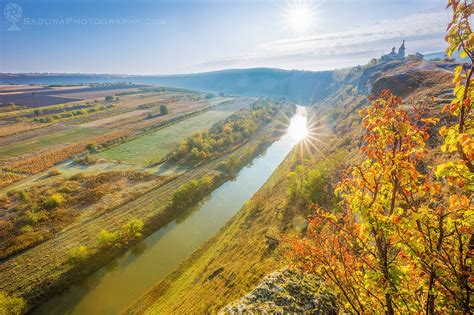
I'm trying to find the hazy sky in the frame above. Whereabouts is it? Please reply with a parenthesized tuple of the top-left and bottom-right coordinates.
(0, 0, 449, 74)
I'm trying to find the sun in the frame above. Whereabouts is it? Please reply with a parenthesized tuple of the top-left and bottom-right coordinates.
(284, 0, 316, 34)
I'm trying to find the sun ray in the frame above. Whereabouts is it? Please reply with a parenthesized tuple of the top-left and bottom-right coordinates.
(283, 0, 317, 34)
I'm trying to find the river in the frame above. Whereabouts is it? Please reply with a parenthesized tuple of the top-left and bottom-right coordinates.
(32, 106, 307, 315)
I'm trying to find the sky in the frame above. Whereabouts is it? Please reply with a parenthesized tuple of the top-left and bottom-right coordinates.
(0, 0, 450, 75)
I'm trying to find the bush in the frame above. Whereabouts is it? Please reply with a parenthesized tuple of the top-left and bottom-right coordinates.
(123, 219, 144, 239)
(20, 225, 33, 233)
(16, 191, 30, 203)
(171, 175, 214, 209)
(86, 143, 97, 152)
(96, 229, 119, 247)
(159, 105, 168, 115)
(0, 291, 26, 315)
(42, 193, 64, 209)
(286, 151, 345, 208)
(74, 154, 97, 166)
(105, 96, 114, 101)
(23, 210, 48, 225)
(69, 245, 89, 263)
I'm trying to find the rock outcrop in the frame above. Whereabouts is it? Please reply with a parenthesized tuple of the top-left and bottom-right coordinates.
(220, 268, 337, 314)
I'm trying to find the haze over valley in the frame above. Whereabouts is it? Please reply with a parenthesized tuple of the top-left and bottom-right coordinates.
(0, 0, 473, 314)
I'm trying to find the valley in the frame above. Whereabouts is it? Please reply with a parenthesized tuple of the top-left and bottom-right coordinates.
(123, 58, 461, 314)
(0, 52, 472, 315)
(0, 82, 296, 312)
(2, 0, 473, 313)
(31, 107, 306, 315)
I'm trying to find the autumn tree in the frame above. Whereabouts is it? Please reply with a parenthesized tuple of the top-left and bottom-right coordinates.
(432, 0, 474, 311)
(289, 91, 438, 313)
(288, 1, 474, 312)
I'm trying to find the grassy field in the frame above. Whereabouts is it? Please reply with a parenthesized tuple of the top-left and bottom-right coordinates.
(0, 127, 107, 159)
(97, 102, 249, 165)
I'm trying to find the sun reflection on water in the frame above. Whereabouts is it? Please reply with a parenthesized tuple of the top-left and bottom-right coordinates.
(279, 105, 330, 158)
(288, 114, 308, 141)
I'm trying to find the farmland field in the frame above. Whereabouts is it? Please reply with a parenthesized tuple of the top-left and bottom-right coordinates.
(0, 127, 107, 159)
(97, 100, 251, 165)
(0, 82, 291, 314)
(0, 84, 148, 107)
(0, 86, 238, 188)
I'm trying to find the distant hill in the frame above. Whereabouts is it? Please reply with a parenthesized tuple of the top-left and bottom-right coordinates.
(0, 68, 337, 104)
(140, 68, 336, 104)
(2, 58, 463, 105)
(424, 50, 469, 62)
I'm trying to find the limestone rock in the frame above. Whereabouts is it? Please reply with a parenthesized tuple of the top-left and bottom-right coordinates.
(220, 268, 337, 314)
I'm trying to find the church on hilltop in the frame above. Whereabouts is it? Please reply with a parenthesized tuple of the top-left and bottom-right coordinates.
(381, 40, 406, 61)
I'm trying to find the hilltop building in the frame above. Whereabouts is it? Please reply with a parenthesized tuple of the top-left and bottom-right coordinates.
(382, 40, 406, 61)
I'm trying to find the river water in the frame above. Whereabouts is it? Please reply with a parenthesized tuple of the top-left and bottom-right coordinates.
(33, 106, 307, 315)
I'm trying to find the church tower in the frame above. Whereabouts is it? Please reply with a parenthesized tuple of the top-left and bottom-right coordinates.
(398, 40, 406, 58)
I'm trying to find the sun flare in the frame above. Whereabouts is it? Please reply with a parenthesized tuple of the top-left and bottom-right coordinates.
(288, 115, 308, 141)
(284, 0, 316, 34)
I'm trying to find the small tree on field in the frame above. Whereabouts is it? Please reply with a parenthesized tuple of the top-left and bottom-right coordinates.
(86, 142, 97, 152)
(159, 105, 168, 115)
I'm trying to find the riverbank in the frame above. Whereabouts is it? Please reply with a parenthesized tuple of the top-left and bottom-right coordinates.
(28, 106, 301, 315)
(121, 107, 311, 314)
(0, 106, 293, 313)
(126, 143, 302, 314)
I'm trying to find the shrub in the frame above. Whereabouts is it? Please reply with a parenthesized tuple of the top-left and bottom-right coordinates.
(0, 220, 13, 239)
(286, 151, 345, 208)
(86, 143, 97, 152)
(7, 230, 48, 257)
(0, 291, 26, 315)
(74, 154, 97, 166)
(123, 219, 144, 239)
(23, 210, 48, 225)
(171, 175, 214, 209)
(42, 193, 64, 209)
(105, 96, 114, 101)
(20, 225, 33, 233)
(159, 105, 168, 115)
(16, 191, 30, 203)
(96, 229, 119, 247)
(69, 245, 89, 263)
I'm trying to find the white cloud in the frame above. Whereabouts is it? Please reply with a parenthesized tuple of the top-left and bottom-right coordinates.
(190, 10, 449, 72)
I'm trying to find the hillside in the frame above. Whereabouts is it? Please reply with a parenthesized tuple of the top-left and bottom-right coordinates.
(125, 58, 454, 313)
(140, 68, 337, 103)
(1, 68, 338, 104)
